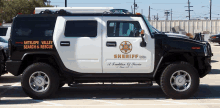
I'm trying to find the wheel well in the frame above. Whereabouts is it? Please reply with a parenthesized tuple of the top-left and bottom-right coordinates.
(18, 54, 61, 76)
(154, 52, 198, 81)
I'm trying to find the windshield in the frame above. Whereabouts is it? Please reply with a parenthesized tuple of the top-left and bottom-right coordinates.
(152, 27, 160, 33)
(0, 37, 8, 43)
(143, 16, 157, 35)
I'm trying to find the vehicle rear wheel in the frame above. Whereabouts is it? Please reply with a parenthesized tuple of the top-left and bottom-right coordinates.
(21, 63, 60, 99)
(160, 61, 199, 99)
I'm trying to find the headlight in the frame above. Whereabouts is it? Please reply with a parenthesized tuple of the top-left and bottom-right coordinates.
(203, 45, 208, 56)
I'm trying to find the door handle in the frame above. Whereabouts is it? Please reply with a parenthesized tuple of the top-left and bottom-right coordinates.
(106, 42, 117, 47)
(60, 41, 70, 46)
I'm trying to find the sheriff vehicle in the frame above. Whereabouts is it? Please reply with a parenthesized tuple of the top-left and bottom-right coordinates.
(6, 8, 212, 99)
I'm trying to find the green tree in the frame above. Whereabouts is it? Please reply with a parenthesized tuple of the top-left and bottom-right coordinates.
(0, 0, 4, 24)
(0, 0, 3, 7)
(0, 0, 53, 23)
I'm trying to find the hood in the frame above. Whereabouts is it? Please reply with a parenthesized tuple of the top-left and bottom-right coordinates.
(165, 33, 190, 39)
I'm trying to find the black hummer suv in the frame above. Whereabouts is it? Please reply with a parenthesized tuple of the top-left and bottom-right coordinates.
(6, 9, 212, 99)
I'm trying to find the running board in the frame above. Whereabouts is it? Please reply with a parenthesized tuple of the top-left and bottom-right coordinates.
(68, 81, 153, 87)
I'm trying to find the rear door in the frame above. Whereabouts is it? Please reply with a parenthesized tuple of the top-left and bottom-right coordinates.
(53, 16, 102, 73)
(102, 17, 155, 73)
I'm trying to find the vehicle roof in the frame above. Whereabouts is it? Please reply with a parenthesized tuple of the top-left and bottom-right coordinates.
(16, 13, 143, 18)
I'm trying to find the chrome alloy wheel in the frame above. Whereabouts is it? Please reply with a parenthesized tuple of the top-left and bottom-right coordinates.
(29, 71, 50, 92)
(170, 70, 191, 92)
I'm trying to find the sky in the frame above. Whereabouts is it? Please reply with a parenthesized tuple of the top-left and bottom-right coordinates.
(48, 0, 220, 20)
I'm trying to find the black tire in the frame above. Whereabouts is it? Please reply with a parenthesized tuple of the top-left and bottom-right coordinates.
(21, 63, 60, 99)
(160, 61, 200, 99)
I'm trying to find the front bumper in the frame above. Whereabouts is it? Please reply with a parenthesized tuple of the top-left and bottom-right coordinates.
(199, 57, 212, 78)
(6, 60, 21, 76)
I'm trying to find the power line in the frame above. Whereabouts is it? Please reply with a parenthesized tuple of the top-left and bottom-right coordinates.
(185, 0, 193, 20)
(152, 3, 185, 4)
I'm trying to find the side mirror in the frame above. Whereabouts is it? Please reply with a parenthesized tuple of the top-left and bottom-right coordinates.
(140, 30, 147, 47)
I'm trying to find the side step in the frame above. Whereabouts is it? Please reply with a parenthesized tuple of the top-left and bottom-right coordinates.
(68, 81, 153, 87)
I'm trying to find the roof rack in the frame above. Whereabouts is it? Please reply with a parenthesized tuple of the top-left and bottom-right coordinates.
(39, 9, 54, 14)
(39, 9, 72, 15)
(108, 9, 131, 14)
(35, 7, 114, 14)
(38, 9, 133, 15)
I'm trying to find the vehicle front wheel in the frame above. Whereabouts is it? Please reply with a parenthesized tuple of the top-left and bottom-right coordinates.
(21, 63, 60, 99)
(160, 61, 199, 99)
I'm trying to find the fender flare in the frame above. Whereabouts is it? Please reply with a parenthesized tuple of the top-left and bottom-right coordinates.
(153, 51, 197, 78)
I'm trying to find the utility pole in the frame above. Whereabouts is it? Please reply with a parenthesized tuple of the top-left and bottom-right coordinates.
(157, 13, 159, 21)
(153, 15, 159, 21)
(148, 6, 151, 21)
(134, 0, 135, 14)
(185, 0, 193, 20)
(210, 0, 212, 20)
(164, 10, 170, 20)
(133, 0, 138, 14)
(65, 0, 67, 7)
(47, 0, 51, 5)
(171, 9, 172, 20)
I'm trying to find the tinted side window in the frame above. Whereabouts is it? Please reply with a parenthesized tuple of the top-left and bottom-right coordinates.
(107, 21, 141, 37)
(0, 28, 8, 36)
(13, 17, 56, 37)
(65, 21, 97, 37)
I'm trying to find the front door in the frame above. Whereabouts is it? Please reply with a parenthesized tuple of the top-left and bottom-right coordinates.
(102, 17, 155, 73)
